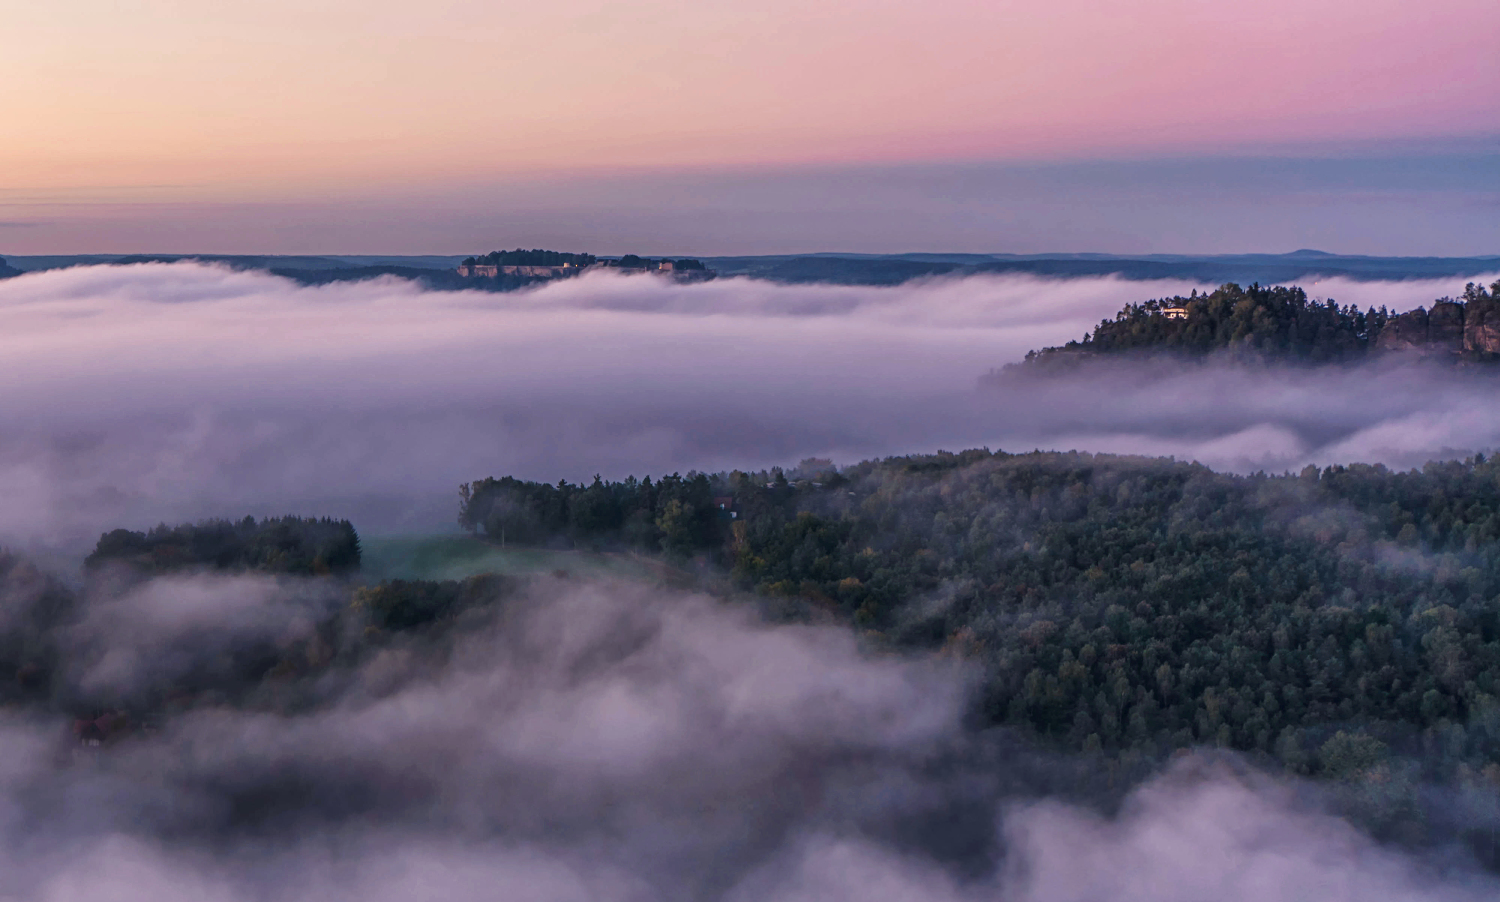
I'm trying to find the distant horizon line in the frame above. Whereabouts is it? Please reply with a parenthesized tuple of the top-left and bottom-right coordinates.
(6, 249, 1500, 262)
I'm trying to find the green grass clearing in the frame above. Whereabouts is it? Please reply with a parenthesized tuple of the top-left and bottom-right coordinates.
(360, 534, 683, 585)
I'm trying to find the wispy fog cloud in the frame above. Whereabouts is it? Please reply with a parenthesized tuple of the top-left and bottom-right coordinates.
(66, 573, 338, 700)
(0, 579, 1492, 901)
(1, 263, 1497, 546)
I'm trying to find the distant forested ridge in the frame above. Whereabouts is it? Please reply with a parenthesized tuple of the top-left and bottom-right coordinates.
(606, 254, 706, 271)
(86, 516, 361, 576)
(7, 250, 1499, 289)
(460, 451, 1500, 800)
(998, 279, 1500, 377)
(702, 250, 1500, 287)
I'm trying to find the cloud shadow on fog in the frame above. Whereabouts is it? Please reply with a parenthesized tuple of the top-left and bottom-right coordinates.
(0, 262, 1497, 548)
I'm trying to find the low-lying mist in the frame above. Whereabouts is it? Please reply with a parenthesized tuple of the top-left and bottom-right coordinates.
(7, 262, 1500, 898)
(1, 573, 1494, 902)
(2, 261, 1496, 548)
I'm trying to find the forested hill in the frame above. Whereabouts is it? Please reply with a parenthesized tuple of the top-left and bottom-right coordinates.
(460, 451, 1500, 823)
(1000, 278, 1500, 376)
(5, 448, 1500, 860)
(86, 516, 361, 576)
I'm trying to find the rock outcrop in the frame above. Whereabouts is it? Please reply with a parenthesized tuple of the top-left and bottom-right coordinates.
(1376, 306, 1430, 352)
(1428, 300, 1466, 354)
(1464, 295, 1500, 355)
(1375, 298, 1500, 358)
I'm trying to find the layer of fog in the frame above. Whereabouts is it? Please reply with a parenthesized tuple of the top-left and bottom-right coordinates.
(67, 573, 341, 700)
(5, 575, 1495, 901)
(2, 262, 1497, 548)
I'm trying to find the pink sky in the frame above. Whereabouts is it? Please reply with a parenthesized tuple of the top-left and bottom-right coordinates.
(2, 0, 1496, 252)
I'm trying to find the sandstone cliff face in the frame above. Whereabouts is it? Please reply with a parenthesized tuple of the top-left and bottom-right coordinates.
(1428, 301, 1466, 354)
(1374, 299, 1498, 357)
(1464, 296, 1500, 355)
(1377, 307, 1429, 352)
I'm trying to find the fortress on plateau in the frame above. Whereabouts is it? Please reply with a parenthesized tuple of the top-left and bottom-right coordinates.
(457, 249, 715, 283)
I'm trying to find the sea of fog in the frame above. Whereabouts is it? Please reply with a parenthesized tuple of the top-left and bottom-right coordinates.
(2, 261, 1498, 547)
(4, 262, 1500, 900)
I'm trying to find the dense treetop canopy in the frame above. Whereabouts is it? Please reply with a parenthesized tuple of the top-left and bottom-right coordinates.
(610, 255, 705, 270)
(457, 449, 1500, 835)
(80, 447, 1483, 815)
(1006, 279, 1500, 373)
(459, 472, 724, 557)
(86, 516, 361, 576)
(1019, 283, 1389, 367)
(10, 443, 1500, 862)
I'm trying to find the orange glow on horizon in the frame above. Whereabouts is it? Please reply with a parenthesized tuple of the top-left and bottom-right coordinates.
(2, 0, 1495, 200)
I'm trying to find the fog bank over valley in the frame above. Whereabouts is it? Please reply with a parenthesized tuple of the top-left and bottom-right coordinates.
(4, 262, 1500, 899)
(0, 572, 1492, 902)
(1, 261, 1497, 547)
(10, 0, 1498, 893)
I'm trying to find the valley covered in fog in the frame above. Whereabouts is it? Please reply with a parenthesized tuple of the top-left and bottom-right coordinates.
(2, 262, 1500, 900)
(1, 262, 1497, 548)
(8, 0, 1498, 894)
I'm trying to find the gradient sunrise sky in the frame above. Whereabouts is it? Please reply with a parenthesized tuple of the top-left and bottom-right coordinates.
(3, 0, 1497, 254)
